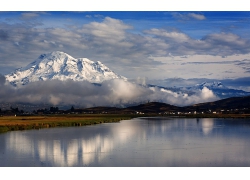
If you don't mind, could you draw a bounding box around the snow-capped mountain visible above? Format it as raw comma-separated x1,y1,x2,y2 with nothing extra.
5,51,126,86
195,81,226,89
192,81,250,98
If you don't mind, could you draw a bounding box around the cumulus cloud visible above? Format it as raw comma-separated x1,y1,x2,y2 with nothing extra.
201,33,250,55
0,78,219,108
144,29,250,56
187,13,206,20
1,17,249,63
172,12,206,21
152,86,218,106
144,28,190,43
21,12,40,19
80,17,132,42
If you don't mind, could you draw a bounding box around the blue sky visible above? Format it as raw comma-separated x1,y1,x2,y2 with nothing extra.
1,7,250,90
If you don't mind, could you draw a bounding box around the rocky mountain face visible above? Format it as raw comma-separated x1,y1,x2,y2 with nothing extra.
5,51,126,86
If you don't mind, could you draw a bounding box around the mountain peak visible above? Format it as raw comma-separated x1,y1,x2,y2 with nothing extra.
38,51,73,60
196,81,226,89
5,52,126,86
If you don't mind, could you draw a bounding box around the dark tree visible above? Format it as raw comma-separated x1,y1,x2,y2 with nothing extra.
50,107,59,112
10,106,19,113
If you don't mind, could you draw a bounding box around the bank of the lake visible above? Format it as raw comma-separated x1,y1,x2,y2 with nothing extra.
0,114,144,133
1,113,250,133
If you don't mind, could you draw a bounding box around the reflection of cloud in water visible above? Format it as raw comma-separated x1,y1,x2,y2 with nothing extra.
3,118,250,166
201,118,214,135
81,135,114,165
67,139,78,166
53,140,65,166
3,119,215,166
7,133,35,157
4,122,138,166
38,140,46,160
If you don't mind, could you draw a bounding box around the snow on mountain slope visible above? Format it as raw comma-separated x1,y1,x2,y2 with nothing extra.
5,51,126,86
194,81,227,89
190,81,250,98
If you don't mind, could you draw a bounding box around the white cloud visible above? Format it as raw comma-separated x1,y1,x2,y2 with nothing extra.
144,29,250,57
80,17,132,42
187,13,206,20
200,87,216,100
201,33,250,55
172,12,206,21
0,78,219,107
21,12,40,19
144,28,190,42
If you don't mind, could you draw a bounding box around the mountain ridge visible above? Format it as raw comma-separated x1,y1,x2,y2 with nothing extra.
78,96,250,114
2,95,250,113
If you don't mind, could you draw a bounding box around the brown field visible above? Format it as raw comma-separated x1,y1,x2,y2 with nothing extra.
0,114,132,125
0,114,141,133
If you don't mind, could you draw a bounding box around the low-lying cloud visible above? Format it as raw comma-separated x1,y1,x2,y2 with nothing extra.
0,77,219,108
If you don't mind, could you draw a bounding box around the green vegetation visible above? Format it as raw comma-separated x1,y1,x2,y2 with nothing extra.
0,126,9,133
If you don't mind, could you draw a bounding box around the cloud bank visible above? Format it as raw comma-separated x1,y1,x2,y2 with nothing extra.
0,77,219,107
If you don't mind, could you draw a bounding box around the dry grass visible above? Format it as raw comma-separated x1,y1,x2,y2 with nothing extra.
0,114,139,133
0,114,137,125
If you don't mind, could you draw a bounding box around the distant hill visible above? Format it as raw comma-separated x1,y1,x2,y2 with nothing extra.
76,102,181,114
2,94,250,115
183,95,250,112
78,106,122,114
123,102,181,113
78,96,250,114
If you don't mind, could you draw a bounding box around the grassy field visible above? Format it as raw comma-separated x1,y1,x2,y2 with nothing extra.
0,114,141,133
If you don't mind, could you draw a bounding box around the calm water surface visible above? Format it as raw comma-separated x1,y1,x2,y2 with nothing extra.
1,117,250,167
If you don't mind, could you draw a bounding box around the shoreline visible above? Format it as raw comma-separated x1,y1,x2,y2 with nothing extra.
0,114,143,133
1,114,250,133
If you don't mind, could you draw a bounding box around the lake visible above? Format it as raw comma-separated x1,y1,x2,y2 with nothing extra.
1,117,250,167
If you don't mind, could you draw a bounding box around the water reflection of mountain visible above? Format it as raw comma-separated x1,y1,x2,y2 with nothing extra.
1,118,250,166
